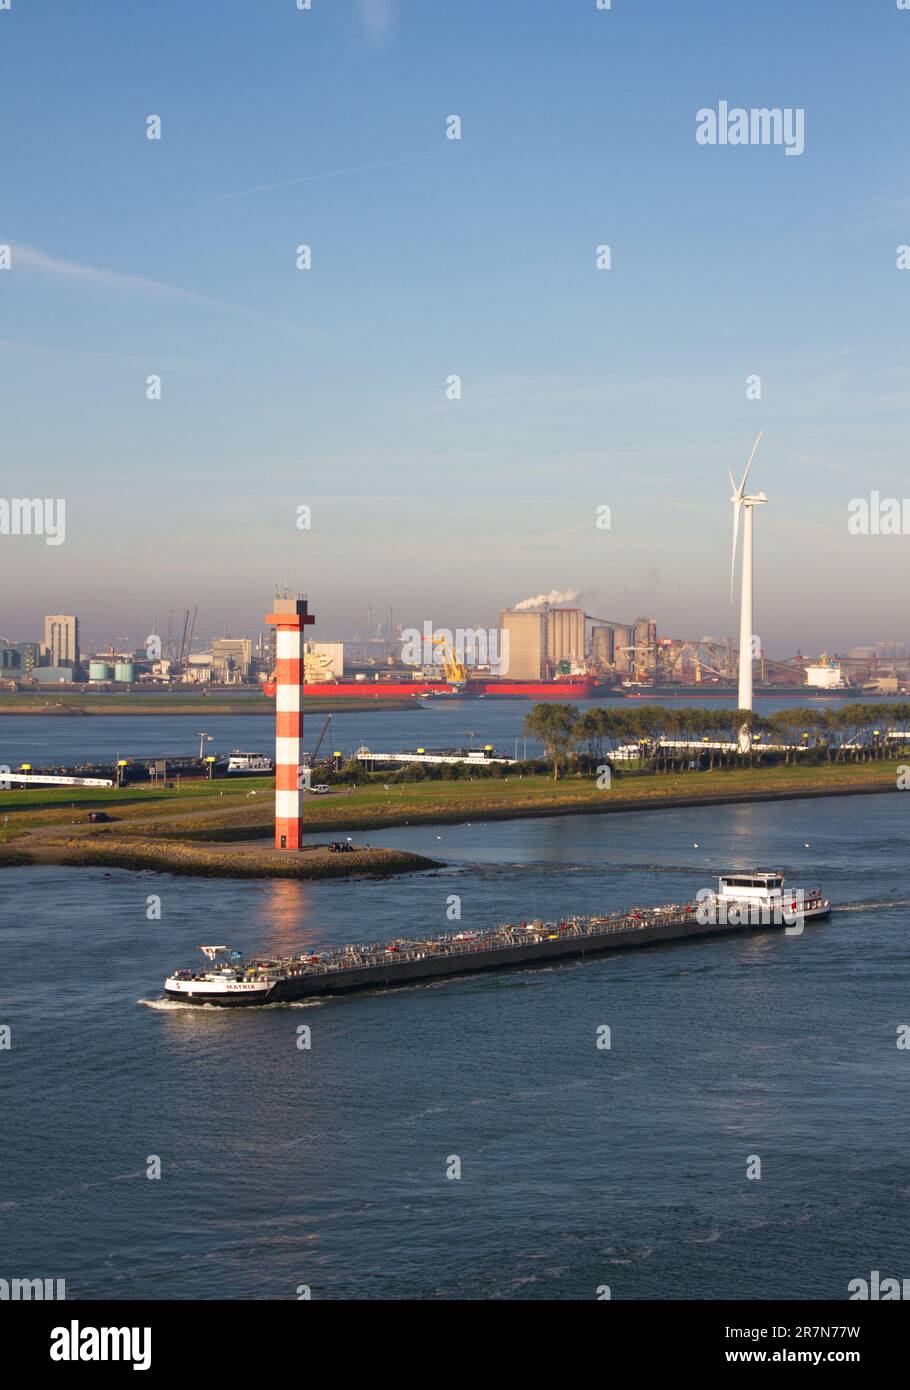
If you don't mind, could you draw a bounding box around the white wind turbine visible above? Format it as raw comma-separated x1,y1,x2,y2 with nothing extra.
729,431,767,719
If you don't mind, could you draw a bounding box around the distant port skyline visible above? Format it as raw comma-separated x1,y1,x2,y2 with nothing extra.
1,595,906,678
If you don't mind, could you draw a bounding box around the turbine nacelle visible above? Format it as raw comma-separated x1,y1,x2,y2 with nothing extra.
729,433,765,602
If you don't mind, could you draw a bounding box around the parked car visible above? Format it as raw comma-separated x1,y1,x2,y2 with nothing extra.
309,784,331,795
87,811,112,823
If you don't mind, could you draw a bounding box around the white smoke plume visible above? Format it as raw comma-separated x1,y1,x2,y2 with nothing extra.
513,589,581,611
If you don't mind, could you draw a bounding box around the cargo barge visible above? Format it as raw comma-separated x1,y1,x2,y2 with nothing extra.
163,873,830,1006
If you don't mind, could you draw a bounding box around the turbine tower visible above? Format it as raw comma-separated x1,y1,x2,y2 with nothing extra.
729,432,767,716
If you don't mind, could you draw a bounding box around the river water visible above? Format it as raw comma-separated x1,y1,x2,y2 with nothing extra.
0,692,899,768
2,778,909,1300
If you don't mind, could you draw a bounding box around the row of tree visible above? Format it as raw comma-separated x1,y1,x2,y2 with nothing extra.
523,703,910,779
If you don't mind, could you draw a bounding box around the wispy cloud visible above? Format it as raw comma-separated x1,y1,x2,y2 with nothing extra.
358,0,397,47
201,152,437,205
0,337,201,369
851,188,910,233
9,242,295,330
12,242,198,297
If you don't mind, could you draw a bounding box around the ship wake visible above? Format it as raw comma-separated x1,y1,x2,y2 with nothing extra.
138,996,323,1011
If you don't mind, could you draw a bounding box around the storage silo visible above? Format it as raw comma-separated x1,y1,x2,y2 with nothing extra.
612,625,634,674
114,661,135,683
590,625,614,670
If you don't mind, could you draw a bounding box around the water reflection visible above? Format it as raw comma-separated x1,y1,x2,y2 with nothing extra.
259,877,313,953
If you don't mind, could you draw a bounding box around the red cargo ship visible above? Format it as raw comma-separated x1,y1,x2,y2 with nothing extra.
477,678,596,699
261,676,597,701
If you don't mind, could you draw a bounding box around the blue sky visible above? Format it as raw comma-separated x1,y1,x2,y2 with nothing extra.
2,0,909,652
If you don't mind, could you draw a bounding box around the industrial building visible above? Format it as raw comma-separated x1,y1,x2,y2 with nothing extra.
590,625,614,668
499,609,548,680
185,652,214,683
43,614,80,672
609,624,634,674
546,608,586,672
212,637,252,683
30,666,75,684
501,606,664,681
0,639,41,674
633,617,658,673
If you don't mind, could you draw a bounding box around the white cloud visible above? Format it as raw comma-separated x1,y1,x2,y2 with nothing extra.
358,0,397,46
12,242,196,296
0,337,201,368
9,242,293,329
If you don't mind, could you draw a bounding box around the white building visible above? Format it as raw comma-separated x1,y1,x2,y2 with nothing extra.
304,641,344,682
184,652,213,683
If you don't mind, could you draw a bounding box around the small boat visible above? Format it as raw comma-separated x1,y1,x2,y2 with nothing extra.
225,751,274,775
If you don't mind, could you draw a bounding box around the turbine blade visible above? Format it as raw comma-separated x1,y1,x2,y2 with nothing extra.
730,499,741,602
739,430,763,494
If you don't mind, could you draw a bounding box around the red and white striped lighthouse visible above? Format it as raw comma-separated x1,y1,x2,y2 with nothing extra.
264,595,315,850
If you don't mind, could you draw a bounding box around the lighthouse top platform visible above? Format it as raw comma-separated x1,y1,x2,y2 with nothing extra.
265,597,315,628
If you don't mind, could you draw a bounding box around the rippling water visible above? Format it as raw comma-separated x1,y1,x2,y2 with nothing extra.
2,793,909,1300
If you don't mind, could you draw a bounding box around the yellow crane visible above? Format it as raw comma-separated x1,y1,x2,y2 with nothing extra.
431,636,468,684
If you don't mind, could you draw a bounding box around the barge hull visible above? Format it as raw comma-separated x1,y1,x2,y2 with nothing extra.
262,909,827,1004
261,679,599,701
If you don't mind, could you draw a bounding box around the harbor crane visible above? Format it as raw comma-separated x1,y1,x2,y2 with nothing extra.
431,636,468,684
301,714,333,767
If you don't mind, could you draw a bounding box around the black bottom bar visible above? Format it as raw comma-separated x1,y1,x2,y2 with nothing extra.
7,1298,906,1375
